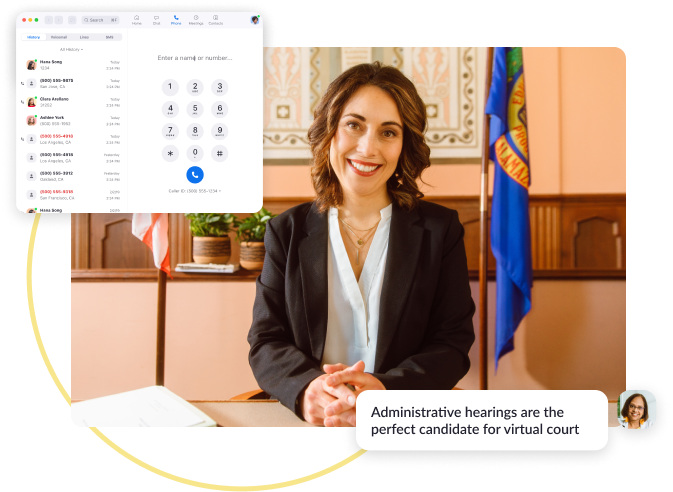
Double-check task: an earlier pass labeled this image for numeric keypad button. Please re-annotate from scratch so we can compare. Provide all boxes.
[162,101,179,118]
[211,101,228,118]
[162,145,179,162]
[212,79,228,96]
[187,145,204,162]
[162,79,179,96]
[162,123,179,140]
[187,79,204,96]
[187,123,204,140]
[187,101,204,118]
[211,146,228,162]
[211,124,228,140]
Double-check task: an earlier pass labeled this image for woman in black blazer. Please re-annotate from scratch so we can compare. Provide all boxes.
[248,62,475,426]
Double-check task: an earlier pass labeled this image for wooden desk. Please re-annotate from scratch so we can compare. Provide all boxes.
[190,401,314,427]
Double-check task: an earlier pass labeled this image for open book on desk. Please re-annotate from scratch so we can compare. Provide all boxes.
[71,386,216,427]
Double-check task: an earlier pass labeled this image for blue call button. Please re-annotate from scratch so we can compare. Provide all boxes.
[186,166,204,184]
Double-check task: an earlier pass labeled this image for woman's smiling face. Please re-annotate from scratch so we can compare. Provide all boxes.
[329,85,403,199]
[629,396,645,422]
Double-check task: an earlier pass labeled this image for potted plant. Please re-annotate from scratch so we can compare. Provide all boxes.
[185,213,239,264]
[236,207,276,270]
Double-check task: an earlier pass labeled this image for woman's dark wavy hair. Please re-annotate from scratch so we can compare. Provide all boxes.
[621,393,649,422]
[308,62,430,212]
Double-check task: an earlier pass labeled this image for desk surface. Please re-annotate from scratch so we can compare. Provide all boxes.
[191,401,314,427]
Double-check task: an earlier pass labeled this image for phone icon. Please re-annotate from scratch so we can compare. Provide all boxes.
[186,166,204,184]
[174,15,179,20]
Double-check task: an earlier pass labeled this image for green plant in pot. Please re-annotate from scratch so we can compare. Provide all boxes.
[185,213,239,264]
[236,207,276,270]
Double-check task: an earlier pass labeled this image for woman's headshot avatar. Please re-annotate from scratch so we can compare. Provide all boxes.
[27,116,36,126]
[251,16,259,24]
[620,393,652,429]
[27,60,36,70]
[28,98,36,107]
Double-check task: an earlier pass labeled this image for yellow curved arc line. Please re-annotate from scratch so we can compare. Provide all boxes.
[92,428,366,491]
[26,213,367,490]
[27,213,72,406]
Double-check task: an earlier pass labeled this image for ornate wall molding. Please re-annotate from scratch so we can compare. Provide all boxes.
[404,47,484,157]
[262,47,486,161]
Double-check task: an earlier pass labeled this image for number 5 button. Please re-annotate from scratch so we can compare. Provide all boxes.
[187,101,204,118]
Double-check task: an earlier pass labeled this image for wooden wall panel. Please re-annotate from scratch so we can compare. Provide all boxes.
[71,213,90,269]
[71,194,626,275]
[559,196,626,269]
[530,203,561,269]
[169,213,193,269]
[89,214,154,269]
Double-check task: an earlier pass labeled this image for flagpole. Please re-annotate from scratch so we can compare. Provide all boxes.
[479,47,494,391]
[156,269,167,386]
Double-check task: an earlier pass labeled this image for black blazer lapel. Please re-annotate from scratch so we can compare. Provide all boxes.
[374,203,423,372]
[298,202,329,362]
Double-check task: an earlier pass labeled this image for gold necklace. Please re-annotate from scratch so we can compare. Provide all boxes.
[339,219,380,233]
[338,217,380,246]
[339,221,377,265]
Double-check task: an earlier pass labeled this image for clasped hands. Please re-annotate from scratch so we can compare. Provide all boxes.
[300,360,385,427]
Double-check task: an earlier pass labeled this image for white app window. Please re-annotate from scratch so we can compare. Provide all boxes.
[16,12,262,213]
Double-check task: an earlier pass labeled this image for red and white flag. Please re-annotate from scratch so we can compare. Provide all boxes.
[132,213,171,276]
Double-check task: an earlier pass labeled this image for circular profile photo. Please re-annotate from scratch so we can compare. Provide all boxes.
[26,208,36,213]
[27,115,37,126]
[251,15,259,24]
[618,390,656,429]
[27,60,37,70]
[27,97,36,108]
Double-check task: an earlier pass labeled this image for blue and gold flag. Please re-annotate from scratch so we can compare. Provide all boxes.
[485,47,533,367]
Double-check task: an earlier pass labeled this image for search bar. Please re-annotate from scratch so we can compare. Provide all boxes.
[82,16,120,24]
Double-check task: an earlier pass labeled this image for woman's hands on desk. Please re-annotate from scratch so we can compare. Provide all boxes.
[322,361,386,427]
[299,360,385,426]
[300,362,364,427]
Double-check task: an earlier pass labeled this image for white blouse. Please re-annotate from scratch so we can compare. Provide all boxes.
[322,204,393,372]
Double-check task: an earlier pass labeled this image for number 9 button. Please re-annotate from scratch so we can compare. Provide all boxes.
[211,124,228,140]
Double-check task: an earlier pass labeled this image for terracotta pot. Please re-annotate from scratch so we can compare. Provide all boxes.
[192,236,231,264]
[239,241,265,270]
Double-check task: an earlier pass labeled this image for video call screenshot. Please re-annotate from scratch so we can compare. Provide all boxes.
[6,6,644,478]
